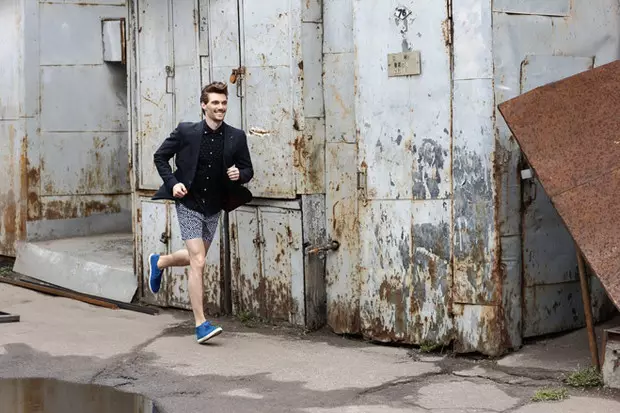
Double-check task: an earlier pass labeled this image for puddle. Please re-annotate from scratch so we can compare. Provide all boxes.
[0,378,161,413]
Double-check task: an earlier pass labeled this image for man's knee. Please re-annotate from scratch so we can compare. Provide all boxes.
[189,254,206,270]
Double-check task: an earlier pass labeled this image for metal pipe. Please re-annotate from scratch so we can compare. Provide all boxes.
[577,249,600,371]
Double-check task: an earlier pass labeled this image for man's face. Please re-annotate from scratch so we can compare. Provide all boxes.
[201,93,227,122]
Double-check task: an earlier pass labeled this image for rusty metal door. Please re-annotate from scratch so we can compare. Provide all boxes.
[207,0,301,199]
[354,1,454,344]
[134,0,224,309]
[519,55,610,337]
[229,203,305,325]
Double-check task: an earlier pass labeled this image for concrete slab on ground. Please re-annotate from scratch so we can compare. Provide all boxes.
[12,233,136,302]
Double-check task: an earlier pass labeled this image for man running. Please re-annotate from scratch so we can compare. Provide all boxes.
[148,81,253,344]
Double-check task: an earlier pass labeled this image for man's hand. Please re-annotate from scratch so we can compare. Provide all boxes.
[173,183,188,198]
[227,164,240,181]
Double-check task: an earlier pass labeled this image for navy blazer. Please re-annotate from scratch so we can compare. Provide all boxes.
[151,121,253,212]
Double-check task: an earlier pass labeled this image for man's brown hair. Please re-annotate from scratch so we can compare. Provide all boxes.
[201,81,228,104]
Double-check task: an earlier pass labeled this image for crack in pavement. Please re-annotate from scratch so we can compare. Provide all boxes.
[89,321,187,385]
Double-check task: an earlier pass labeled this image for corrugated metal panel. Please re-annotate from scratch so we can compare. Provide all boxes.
[137,0,173,190]
[499,60,620,310]
[242,0,302,199]
[140,200,168,306]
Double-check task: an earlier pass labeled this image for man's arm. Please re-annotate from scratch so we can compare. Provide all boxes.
[153,124,182,190]
[235,131,254,184]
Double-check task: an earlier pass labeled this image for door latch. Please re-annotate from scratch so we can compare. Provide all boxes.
[305,240,340,255]
[159,232,169,244]
[230,66,246,97]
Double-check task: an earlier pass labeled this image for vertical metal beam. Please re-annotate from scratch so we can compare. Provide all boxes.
[577,248,600,371]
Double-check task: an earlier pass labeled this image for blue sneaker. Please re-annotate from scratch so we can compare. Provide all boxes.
[196,321,223,344]
[148,253,163,294]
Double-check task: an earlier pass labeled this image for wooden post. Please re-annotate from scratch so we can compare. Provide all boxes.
[576,249,600,371]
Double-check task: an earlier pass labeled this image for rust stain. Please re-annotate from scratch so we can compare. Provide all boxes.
[41,198,123,221]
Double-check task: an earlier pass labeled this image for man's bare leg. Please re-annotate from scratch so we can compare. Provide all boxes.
[186,238,208,327]
[157,249,190,269]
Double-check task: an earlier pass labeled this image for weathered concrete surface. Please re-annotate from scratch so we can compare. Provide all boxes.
[0,283,619,413]
[498,315,620,373]
[12,233,136,302]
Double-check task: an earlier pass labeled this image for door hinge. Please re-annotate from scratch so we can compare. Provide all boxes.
[445,0,453,47]
[357,168,367,198]
[165,65,175,94]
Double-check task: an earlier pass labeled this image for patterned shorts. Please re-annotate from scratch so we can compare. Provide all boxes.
[175,202,221,242]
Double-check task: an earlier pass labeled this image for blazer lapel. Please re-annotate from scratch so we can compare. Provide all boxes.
[222,122,234,168]
[190,121,203,170]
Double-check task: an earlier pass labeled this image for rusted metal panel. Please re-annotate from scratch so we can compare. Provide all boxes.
[39,2,126,66]
[359,200,452,344]
[230,205,304,324]
[207,0,242,127]
[241,0,302,199]
[41,65,127,132]
[302,194,327,329]
[498,60,620,310]
[355,0,451,201]
[295,117,325,195]
[323,53,356,144]
[260,206,304,325]
[301,22,324,119]
[325,142,361,334]
[136,0,173,190]
[0,0,22,120]
[452,0,493,81]
[452,79,497,306]
[303,0,322,23]
[172,0,201,124]
[323,0,353,53]
[140,199,168,306]
[452,304,505,356]
[230,206,261,318]
[40,132,130,196]
[492,0,570,16]
[0,121,26,257]
[39,195,129,221]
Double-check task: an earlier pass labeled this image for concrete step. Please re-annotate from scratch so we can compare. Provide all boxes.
[12,233,137,303]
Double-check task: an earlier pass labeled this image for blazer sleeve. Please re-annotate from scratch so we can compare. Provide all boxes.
[153,124,182,190]
[235,131,254,184]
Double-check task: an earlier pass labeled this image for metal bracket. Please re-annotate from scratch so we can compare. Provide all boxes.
[230,66,246,97]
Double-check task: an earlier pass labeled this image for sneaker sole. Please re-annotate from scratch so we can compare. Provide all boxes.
[148,253,159,295]
[197,327,223,344]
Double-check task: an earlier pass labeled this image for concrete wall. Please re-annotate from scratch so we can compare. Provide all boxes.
[24,0,131,243]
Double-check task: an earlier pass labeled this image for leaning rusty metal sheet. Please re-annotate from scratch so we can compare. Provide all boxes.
[498,59,620,310]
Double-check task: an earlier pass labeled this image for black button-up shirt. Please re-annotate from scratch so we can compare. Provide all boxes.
[181,121,225,214]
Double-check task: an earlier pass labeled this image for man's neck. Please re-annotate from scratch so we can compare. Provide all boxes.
[205,117,223,131]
